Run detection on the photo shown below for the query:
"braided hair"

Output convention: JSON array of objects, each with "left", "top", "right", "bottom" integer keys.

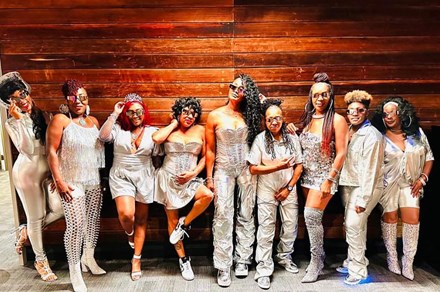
[{"left": 262, "top": 98, "right": 295, "bottom": 159}]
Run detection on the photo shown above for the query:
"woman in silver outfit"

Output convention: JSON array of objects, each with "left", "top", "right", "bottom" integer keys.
[
  {"left": 153, "top": 97, "right": 213, "bottom": 281},
  {"left": 299, "top": 72, "right": 348, "bottom": 283},
  {"left": 47, "top": 79, "right": 105, "bottom": 292},
  {"left": 205, "top": 74, "right": 262, "bottom": 287},
  {"left": 248, "top": 99, "right": 303, "bottom": 290},
  {"left": 99, "top": 93, "right": 160, "bottom": 281},
  {"left": 336, "top": 90, "right": 385, "bottom": 285},
  {"left": 371, "top": 96, "right": 434, "bottom": 281},
  {"left": 0, "top": 71, "right": 63, "bottom": 282}
]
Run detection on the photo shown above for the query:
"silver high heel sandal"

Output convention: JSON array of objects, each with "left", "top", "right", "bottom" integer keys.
[
  {"left": 131, "top": 254, "right": 142, "bottom": 281},
  {"left": 125, "top": 229, "right": 135, "bottom": 249}
]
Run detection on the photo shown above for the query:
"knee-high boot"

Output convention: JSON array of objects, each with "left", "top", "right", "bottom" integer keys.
[
  {"left": 402, "top": 223, "right": 419, "bottom": 280},
  {"left": 301, "top": 207, "right": 325, "bottom": 283},
  {"left": 381, "top": 221, "right": 401, "bottom": 274}
]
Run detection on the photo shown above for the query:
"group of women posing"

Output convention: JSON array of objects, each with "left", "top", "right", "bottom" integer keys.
[{"left": 0, "top": 71, "right": 433, "bottom": 291}]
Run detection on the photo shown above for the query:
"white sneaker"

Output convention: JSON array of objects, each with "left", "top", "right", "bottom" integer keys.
[
  {"left": 217, "top": 268, "right": 231, "bottom": 287},
  {"left": 278, "top": 260, "right": 299, "bottom": 273},
  {"left": 170, "top": 217, "right": 190, "bottom": 245},
  {"left": 235, "top": 263, "right": 248, "bottom": 277},
  {"left": 179, "top": 258, "right": 194, "bottom": 281},
  {"left": 336, "top": 265, "right": 349, "bottom": 274},
  {"left": 257, "top": 276, "right": 271, "bottom": 289}
]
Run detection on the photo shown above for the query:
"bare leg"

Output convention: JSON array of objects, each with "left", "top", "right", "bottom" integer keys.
[
  {"left": 183, "top": 185, "right": 213, "bottom": 226},
  {"left": 166, "top": 208, "right": 186, "bottom": 257},
  {"left": 132, "top": 202, "right": 149, "bottom": 274}
]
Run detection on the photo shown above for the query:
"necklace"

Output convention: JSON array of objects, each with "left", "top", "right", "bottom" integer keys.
[
  {"left": 78, "top": 117, "right": 86, "bottom": 126},
  {"left": 312, "top": 114, "right": 324, "bottom": 119},
  {"left": 130, "top": 127, "right": 144, "bottom": 154}
]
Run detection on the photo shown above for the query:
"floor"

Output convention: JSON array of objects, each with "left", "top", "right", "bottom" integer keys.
[{"left": 0, "top": 170, "right": 439, "bottom": 291}]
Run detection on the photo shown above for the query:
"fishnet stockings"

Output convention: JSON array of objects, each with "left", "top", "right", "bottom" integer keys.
[
  {"left": 83, "top": 187, "right": 103, "bottom": 249},
  {"left": 62, "top": 195, "right": 86, "bottom": 265}
]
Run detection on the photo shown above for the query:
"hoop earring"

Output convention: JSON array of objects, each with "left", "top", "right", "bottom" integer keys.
[
  {"left": 403, "top": 116, "right": 412, "bottom": 128},
  {"left": 85, "top": 105, "right": 90, "bottom": 116},
  {"left": 59, "top": 104, "right": 69, "bottom": 114}
]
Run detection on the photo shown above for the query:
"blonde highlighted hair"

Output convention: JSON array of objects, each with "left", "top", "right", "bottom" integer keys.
[{"left": 344, "top": 90, "right": 373, "bottom": 108}]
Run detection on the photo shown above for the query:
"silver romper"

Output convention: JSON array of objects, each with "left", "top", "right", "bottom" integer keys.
[
  {"left": 104, "top": 124, "right": 159, "bottom": 204},
  {"left": 5, "top": 114, "right": 64, "bottom": 261},
  {"left": 248, "top": 131, "right": 303, "bottom": 279},
  {"left": 379, "top": 128, "right": 434, "bottom": 213},
  {"left": 212, "top": 126, "right": 256, "bottom": 270},
  {"left": 155, "top": 142, "right": 204, "bottom": 209},
  {"left": 299, "top": 131, "right": 338, "bottom": 194}
]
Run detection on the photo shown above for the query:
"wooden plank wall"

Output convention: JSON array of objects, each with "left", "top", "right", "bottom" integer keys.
[{"left": 1, "top": 0, "right": 439, "bottom": 244}]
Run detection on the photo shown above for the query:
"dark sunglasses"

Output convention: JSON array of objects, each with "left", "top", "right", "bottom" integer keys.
[
  {"left": 126, "top": 108, "right": 144, "bottom": 117},
  {"left": 266, "top": 116, "right": 283, "bottom": 124},
  {"left": 9, "top": 89, "right": 30, "bottom": 103},
  {"left": 346, "top": 108, "right": 367, "bottom": 115},
  {"left": 229, "top": 83, "right": 245, "bottom": 93}
]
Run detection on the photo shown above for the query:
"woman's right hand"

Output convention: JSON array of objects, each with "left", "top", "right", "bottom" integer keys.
[
  {"left": 56, "top": 180, "right": 75, "bottom": 202},
  {"left": 9, "top": 101, "right": 23, "bottom": 120},
  {"left": 113, "top": 101, "right": 125, "bottom": 115}
]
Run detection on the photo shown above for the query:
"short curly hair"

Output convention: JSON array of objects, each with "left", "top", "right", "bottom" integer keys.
[
  {"left": 371, "top": 95, "right": 420, "bottom": 138},
  {"left": 61, "top": 79, "right": 84, "bottom": 97},
  {"left": 344, "top": 90, "right": 373, "bottom": 108},
  {"left": 171, "top": 97, "right": 202, "bottom": 124}
]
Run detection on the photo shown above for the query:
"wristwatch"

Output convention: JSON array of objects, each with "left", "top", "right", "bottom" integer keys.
[{"left": 287, "top": 185, "right": 293, "bottom": 192}]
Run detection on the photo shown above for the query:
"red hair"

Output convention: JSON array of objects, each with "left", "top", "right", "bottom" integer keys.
[{"left": 117, "top": 101, "right": 151, "bottom": 131}]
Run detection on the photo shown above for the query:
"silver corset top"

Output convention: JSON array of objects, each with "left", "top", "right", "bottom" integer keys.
[
  {"left": 59, "top": 121, "right": 104, "bottom": 185},
  {"left": 162, "top": 141, "right": 202, "bottom": 175},
  {"left": 215, "top": 126, "right": 249, "bottom": 169}
]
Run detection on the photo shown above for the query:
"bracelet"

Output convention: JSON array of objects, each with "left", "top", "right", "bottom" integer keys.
[
  {"left": 331, "top": 167, "right": 340, "bottom": 175},
  {"left": 327, "top": 176, "right": 336, "bottom": 183},
  {"left": 420, "top": 173, "right": 429, "bottom": 182},
  {"left": 109, "top": 113, "right": 118, "bottom": 120},
  {"left": 419, "top": 177, "right": 426, "bottom": 186}
]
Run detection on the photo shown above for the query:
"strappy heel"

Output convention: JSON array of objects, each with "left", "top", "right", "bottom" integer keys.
[
  {"left": 14, "top": 224, "right": 28, "bottom": 255},
  {"left": 34, "top": 259, "right": 58, "bottom": 282},
  {"left": 125, "top": 230, "right": 134, "bottom": 249},
  {"left": 131, "top": 254, "right": 142, "bottom": 281}
]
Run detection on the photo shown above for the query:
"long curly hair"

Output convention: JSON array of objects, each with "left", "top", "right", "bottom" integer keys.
[
  {"left": 371, "top": 96, "right": 420, "bottom": 138},
  {"left": 0, "top": 79, "right": 47, "bottom": 145},
  {"left": 300, "top": 72, "right": 335, "bottom": 157},
  {"left": 171, "top": 97, "right": 202, "bottom": 124},
  {"left": 236, "top": 73, "right": 262, "bottom": 146},
  {"left": 261, "top": 98, "right": 295, "bottom": 159}
]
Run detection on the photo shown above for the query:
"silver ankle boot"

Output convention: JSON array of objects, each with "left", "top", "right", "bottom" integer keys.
[
  {"left": 301, "top": 207, "right": 325, "bottom": 283},
  {"left": 381, "top": 221, "right": 401, "bottom": 274},
  {"left": 69, "top": 262, "right": 87, "bottom": 292},
  {"left": 402, "top": 223, "right": 419, "bottom": 281}
]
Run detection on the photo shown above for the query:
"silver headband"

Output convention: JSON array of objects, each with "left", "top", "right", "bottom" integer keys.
[{"left": 384, "top": 101, "right": 399, "bottom": 108}]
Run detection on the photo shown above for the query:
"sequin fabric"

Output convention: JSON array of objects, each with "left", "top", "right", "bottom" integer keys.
[{"left": 299, "top": 131, "right": 337, "bottom": 194}]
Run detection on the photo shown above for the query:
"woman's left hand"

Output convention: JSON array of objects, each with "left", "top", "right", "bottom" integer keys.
[
  {"left": 410, "top": 179, "right": 424, "bottom": 198},
  {"left": 286, "top": 123, "right": 298, "bottom": 134},
  {"left": 275, "top": 188, "right": 289, "bottom": 202},
  {"left": 175, "top": 171, "right": 195, "bottom": 185}
]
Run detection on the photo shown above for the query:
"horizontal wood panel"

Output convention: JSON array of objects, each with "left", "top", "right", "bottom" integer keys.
[
  {"left": 234, "top": 0, "right": 436, "bottom": 7},
  {"left": 1, "top": 39, "right": 233, "bottom": 54},
  {"left": 0, "top": 0, "right": 233, "bottom": 9},
  {"left": 235, "top": 52, "right": 440, "bottom": 67},
  {"left": 16, "top": 69, "right": 234, "bottom": 83},
  {"left": 0, "top": 8, "right": 233, "bottom": 25},
  {"left": 233, "top": 37, "right": 440, "bottom": 53},
  {"left": 235, "top": 21, "right": 439, "bottom": 37},
  {"left": 0, "top": 23, "right": 233, "bottom": 40},
  {"left": 234, "top": 6, "right": 439, "bottom": 22}
]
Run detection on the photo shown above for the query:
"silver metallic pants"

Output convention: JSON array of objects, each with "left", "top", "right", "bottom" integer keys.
[
  {"left": 61, "top": 184, "right": 103, "bottom": 265},
  {"left": 12, "top": 154, "right": 64, "bottom": 261},
  {"left": 255, "top": 201, "right": 298, "bottom": 279},
  {"left": 212, "top": 167, "right": 256, "bottom": 269},
  {"left": 341, "top": 186, "right": 382, "bottom": 278}
]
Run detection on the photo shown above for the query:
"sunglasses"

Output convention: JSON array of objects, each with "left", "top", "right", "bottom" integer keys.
[
  {"left": 312, "top": 92, "right": 329, "bottom": 99},
  {"left": 346, "top": 108, "right": 367, "bottom": 115},
  {"left": 126, "top": 108, "right": 144, "bottom": 117},
  {"left": 229, "top": 83, "right": 245, "bottom": 93},
  {"left": 9, "top": 89, "right": 30, "bottom": 103},
  {"left": 266, "top": 116, "right": 283, "bottom": 124},
  {"left": 67, "top": 94, "right": 88, "bottom": 104},
  {"left": 382, "top": 111, "right": 399, "bottom": 118},
  {"left": 181, "top": 108, "right": 198, "bottom": 118}
]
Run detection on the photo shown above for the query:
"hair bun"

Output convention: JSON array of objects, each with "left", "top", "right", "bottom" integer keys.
[{"left": 313, "top": 72, "right": 330, "bottom": 83}]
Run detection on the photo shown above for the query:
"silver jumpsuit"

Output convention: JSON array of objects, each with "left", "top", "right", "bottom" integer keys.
[
  {"left": 339, "top": 121, "right": 385, "bottom": 279},
  {"left": 380, "top": 128, "right": 434, "bottom": 211},
  {"left": 5, "top": 114, "right": 64, "bottom": 261},
  {"left": 248, "top": 131, "right": 303, "bottom": 280},
  {"left": 58, "top": 121, "right": 104, "bottom": 266},
  {"left": 212, "top": 126, "right": 256, "bottom": 270},
  {"left": 155, "top": 142, "right": 204, "bottom": 209},
  {"left": 101, "top": 123, "right": 158, "bottom": 204}
]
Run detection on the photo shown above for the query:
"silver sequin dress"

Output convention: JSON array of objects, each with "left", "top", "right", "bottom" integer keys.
[
  {"left": 299, "top": 131, "right": 338, "bottom": 194},
  {"left": 155, "top": 141, "right": 204, "bottom": 209}
]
